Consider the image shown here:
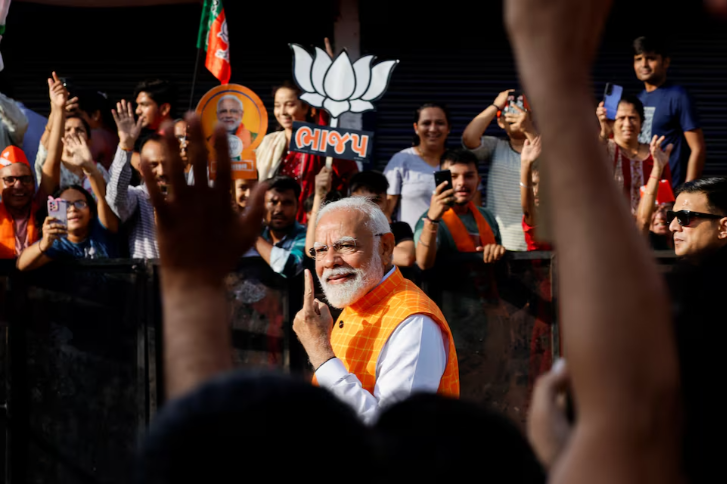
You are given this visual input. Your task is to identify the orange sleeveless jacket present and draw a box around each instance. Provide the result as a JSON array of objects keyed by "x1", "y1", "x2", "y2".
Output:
[
  {"x1": 0, "y1": 201, "x2": 40, "y2": 259},
  {"x1": 320, "y1": 267, "x2": 459, "y2": 397}
]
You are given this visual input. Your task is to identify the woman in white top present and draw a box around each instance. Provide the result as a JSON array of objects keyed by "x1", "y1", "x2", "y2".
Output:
[{"x1": 383, "y1": 103, "x2": 451, "y2": 231}]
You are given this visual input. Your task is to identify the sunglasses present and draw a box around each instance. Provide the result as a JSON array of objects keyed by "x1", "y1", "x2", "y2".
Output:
[{"x1": 666, "y1": 209, "x2": 723, "y2": 227}]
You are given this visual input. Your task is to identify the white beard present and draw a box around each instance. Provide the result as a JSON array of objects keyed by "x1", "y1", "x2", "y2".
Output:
[{"x1": 319, "y1": 251, "x2": 384, "y2": 309}]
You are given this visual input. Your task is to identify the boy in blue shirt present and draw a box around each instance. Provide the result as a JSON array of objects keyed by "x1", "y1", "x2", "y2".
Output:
[{"x1": 633, "y1": 36, "x2": 705, "y2": 187}]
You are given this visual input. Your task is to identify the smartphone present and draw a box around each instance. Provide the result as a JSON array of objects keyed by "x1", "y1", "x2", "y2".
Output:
[
  {"x1": 504, "y1": 91, "x2": 526, "y2": 114},
  {"x1": 603, "y1": 83, "x2": 623, "y2": 120},
  {"x1": 47, "y1": 197, "x2": 68, "y2": 226},
  {"x1": 434, "y1": 170, "x2": 453, "y2": 191}
]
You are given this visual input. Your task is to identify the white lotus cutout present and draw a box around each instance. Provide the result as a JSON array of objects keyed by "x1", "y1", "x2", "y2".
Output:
[{"x1": 289, "y1": 43, "x2": 399, "y2": 119}]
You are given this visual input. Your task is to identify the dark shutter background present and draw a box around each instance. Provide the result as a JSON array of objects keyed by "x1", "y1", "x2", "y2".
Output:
[
  {"x1": 0, "y1": 0, "x2": 723, "y2": 177},
  {"x1": 360, "y1": 0, "x2": 726, "y2": 177}
]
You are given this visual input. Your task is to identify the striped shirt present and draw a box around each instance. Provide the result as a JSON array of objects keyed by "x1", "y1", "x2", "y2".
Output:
[
  {"x1": 261, "y1": 221, "x2": 307, "y2": 278},
  {"x1": 466, "y1": 136, "x2": 527, "y2": 251},
  {"x1": 105, "y1": 146, "x2": 159, "y2": 259}
]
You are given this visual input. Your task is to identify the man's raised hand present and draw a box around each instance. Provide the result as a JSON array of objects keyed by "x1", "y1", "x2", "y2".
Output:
[
  {"x1": 427, "y1": 181, "x2": 455, "y2": 221},
  {"x1": 293, "y1": 269, "x2": 335, "y2": 369},
  {"x1": 112, "y1": 100, "x2": 143, "y2": 151},
  {"x1": 141, "y1": 114, "x2": 267, "y2": 286}
]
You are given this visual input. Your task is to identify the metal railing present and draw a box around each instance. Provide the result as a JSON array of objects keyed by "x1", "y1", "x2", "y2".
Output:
[{"x1": 0, "y1": 251, "x2": 677, "y2": 482}]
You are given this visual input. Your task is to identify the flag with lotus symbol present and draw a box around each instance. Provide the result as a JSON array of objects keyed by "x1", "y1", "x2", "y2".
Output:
[{"x1": 197, "y1": 0, "x2": 231, "y2": 84}]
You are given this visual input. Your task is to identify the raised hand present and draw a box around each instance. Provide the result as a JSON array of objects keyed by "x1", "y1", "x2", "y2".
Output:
[
  {"x1": 521, "y1": 136, "x2": 542, "y2": 166},
  {"x1": 315, "y1": 166, "x2": 333, "y2": 197},
  {"x1": 292, "y1": 269, "x2": 335, "y2": 369},
  {"x1": 141, "y1": 114, "x2": 267, "y2": 286},
  {"x1": 528, "y1": 359, "x2": 573, "y2": 470},
  {"x1": 40, "y1": 216, "x2": 67, "y2": 251},
  {"x1": 427, "y1": 180, "x2": 455, "y2": 221},
  {"x1": 493, "y1": 89, "x2": 515, "y2": 110},
  {"x1": 112, "y1": 100, "x2": 144, "y2": 151},
  {"x1": 504, "y1": 103, "x2": 535, "y2": 135},
  {"x1": 649, "y1": 135, "x2": 673, "y2": 172},
  {"x1": 63, "y1": 133, "x2": 94, "y2": 170},
  {"x1": 48, "y1": 72, "x2": 69, "y2": 111},
  {"x1": 596, "y1": 101, "x2": 613, "y2": 140}
]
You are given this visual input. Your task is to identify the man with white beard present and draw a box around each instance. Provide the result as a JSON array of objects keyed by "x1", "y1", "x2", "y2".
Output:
[
  {"x1": 293, "y1": 197, "x2": 460, "y2": 423},
  {"x1": 215, "y1": 95, "x2": 253, "y2": 152}
]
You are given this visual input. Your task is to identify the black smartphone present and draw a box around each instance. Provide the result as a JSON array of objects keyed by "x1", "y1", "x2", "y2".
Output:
[{"x1": 434, "y1": 170, "x2": 452, "y2": 191}]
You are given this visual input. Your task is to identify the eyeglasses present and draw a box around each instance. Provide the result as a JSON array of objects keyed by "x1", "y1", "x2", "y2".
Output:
[
  {"x1": 2, "y1": 175, "x2": 34, "y2": 186},
  {"x1": 63, "y1": 200, "x2": 89, "y2": 211},
  {"x1": 308, "y1": 234, "x2": 385, "y2": 260},
  {"x1": 666, "y1": 209, "x2": 723, "y2": 227}
]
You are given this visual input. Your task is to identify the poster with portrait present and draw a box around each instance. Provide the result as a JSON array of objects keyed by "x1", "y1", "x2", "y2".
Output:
[{"x1": 196, "y1": 84, "x2": 268, "y2": 180}]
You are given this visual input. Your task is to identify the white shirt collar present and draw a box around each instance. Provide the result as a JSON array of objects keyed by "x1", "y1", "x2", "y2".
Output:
[{"x1": 378, "y1": 265, "x2": 396, "y2": 286}]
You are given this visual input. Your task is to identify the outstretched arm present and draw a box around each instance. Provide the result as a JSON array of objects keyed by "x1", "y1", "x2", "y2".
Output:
[
  {"x1": 462, "y1": 89, "x2": 513, "y2": 149},
  {"x1": 506, "y1": 0, "x2": 680, "y2": 482},
  {"x1": 636, "y1": 136, "x2": 672, "y2": 235},
  {"x1": 40, "y1": 73, "x2": 68, "y2": 197},
  {"x1": 64, "y1": 133, "x2": 120, "y2": 233},
  {"x1": 106, "y1": 100, "x2": 144, "y2": 222},
  {"x1": 520, "y1": 136, "x2": 541, "y2": 226}
]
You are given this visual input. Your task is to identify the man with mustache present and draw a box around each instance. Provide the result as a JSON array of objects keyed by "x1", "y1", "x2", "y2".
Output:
[
  {"x1": 414, "y1": 149, "x2": 505, "y2": 270},
  {"x1": 106, "y1": 100, "x2": 164, "y2": 258},
  {"x1": 293, "y1": 197, "x2": 459, "y2": 423},
  {"x1": 254, "y1": 176, "x2": 306, "y2": 278},
  {"x1": 1, "y1": 73, "x2": 68, "y2": 258}
]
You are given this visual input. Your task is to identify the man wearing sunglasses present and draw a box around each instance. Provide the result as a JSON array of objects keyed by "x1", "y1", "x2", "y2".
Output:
[
  {"x1": 0, "y1": 146, "x2": 56, "y2": 258},
  {"x1": 668, "y1": 176, "x2": 726, "y2": 262},
  {"x1": 293, "y1": 197, "x2": 459, "y2": 424}
]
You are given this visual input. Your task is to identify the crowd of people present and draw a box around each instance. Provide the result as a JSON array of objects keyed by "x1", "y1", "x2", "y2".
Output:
[
  {"x1": 0, "y1": 0, "x2": 724, "y2": 482},
  {"x1": 0, "y1": 31, "x2": 714, "y2": 277}
]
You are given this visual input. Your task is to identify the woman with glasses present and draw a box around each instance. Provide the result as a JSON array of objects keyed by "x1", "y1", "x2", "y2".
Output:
[{"x1": 17, "y1": 134, "x2": 120, "y2": 271}]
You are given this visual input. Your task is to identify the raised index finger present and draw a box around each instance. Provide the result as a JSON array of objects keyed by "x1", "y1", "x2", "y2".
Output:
[{"x1": 303, "y1": 269, "x2": 315, "y2": 311}]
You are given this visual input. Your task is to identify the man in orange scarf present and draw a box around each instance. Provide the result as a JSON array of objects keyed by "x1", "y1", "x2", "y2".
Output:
[
  {"x1": 293, "y1": 197, "x2": 459, "y2": 424},
  {"x1": 414, "y1": 148, "x2": 505, "y2": 270},
  {"x1": 0, "y1": 146, "x2": 44, "y2": 258}
]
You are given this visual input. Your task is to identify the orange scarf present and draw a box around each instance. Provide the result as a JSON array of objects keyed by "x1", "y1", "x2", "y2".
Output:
[
  {"x1": 0, "y1": 201, "x2": 40, "y2": 259},
  {"x1": 441, "y1": 201, "x2": 496, "y2": 251}
]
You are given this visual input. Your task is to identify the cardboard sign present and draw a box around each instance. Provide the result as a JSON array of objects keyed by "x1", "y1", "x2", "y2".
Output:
[
  {"x1": 195, "y1": 84, "x2": 267, "y2": 180},
  {"x1": 289, "y1": 121, "x2": 373, "y2": 162}
]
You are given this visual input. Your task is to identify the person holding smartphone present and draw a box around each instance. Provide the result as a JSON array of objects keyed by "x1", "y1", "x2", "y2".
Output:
[
  {"x1": 17, "y1": 133, "x2": 120, "y2": 271},
  {"x1": 462, "y1": 89, "x2": 538, "y2": 252},
  {"x1": 414, "y1": 149, "x2": 504, "y2": 271}
]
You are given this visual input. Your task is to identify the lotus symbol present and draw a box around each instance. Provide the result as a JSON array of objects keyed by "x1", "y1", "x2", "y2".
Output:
[{"x1": 289, "y1": 43, "x2": 399, "y2": 119}]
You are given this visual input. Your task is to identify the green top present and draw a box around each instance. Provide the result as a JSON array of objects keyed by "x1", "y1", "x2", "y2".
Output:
[{"x1": 413, "y1": 205, "x2": 502, "y2": 254}]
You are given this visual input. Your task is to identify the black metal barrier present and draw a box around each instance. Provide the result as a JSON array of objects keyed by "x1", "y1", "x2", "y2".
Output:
[{"x1": 0, "y1": 252, "x2": 678, "y2": 482}]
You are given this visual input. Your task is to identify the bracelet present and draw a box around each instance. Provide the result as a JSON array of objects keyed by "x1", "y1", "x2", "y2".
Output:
[
  {"x1": 38, "y1": 240, "x2": 47, "y2": 254},
  {"x1": 520, "y1": 181, "x2": 533, "y2": 189},
  {"x1": 649, "y1": 175, "x2": 659, "y2": 180},
  {"x1": 423, "y1": 216, "x2": 440, "y2": 225},
  {"x1": 491, "y1": 104, "x2": 502, "y2": 112},
  {"x1": 314, "y1": 356, "x2": 336, "y2": 372},
  {"x1": 418, "y1": 237, "x2": 430, "y2": 248}
]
